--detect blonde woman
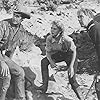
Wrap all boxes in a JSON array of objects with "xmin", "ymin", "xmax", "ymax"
[{"xmin": 36, "ymin": 20, "xmax": 81, "ymax": 99}]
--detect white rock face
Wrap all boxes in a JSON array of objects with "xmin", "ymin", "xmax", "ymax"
[
  {"xmin": 12, "ymin": 46, "xmax": 43, "ymax": 86},
  {"xmin": 21, "ymin": 9, "xmax": 81, "ymax": 38},
  {"xmin": 0, "ymin": 9, "xmax": 12, "ymax": 21}
]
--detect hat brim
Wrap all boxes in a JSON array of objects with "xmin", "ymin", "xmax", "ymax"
[{"xmin": 14, "ymin": 11, "xmax": 30, "ymax": 19}]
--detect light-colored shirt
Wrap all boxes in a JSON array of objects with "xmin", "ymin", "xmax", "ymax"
[{"xmin": 0, "ymin": 19, "xmax": 27, "ymax": 56}]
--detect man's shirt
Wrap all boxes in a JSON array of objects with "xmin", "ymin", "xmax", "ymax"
[{"xmin": 0, "ymin": 19, "xmax": 27, "ymax": 56}]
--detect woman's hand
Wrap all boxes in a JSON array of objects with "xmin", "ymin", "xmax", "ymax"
[
  {"xmin": 50, "ymin": 62, "xmax": 57, "ymax": 68},
  {"xmin": 1, "ymin": 61, "xmax": 10, "ymax": 76}
]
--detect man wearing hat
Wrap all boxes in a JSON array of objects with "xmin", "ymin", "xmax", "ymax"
[{"xmin": 0, "ymin": 11, "xmax": 30, "ymax": 100}]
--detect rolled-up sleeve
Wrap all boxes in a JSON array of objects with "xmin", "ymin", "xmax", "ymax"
[
  {"xmin": 45, "ymin": 36, "xmax": 52, "ymax": 52},
  {"xmin": 0, "ymin": 21, "xmax": 6, "ymax": 61},
  {"xmin": 0, "ymin": 21, "xmax": 4, "ymax": 41}
]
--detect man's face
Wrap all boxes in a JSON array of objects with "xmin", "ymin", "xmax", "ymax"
[
  {"xmin": 51, "ymin": 24, "xmax": 60, "ymax": 37},
  {"xmin": 78, "ymin": 12, "xmax": 90, "ymax": 28},
  {"xmin": 12, "ymin": 13, "xmax": 22, "ymax": 25}
]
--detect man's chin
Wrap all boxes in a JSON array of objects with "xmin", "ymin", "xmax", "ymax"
[
  {"xmin": 12, "ymin": 20, "xmax": 19, "ymax": 25},
  {"xmin": 52, "ymin": 34, "xmax": 56, "ymax": 38},
  {"xmin": 12, "ymin": 19, "xmax": 17, "ymax": 24}
]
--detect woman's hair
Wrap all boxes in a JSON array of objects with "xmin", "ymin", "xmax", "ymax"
[
  {"xmin": 77, "ymin": 8, "xmax": 94, "ymax": 19},
  {"xmin": 51, "ymin": 20, "xmax": 64, "ymax": 34}
]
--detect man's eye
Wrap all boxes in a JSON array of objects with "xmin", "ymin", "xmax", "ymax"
[
  {"xmin": 14, "ymin": 14, "xmax": 21, "ymax": 18},
  {"xmin": 78, "ymin": 16, "xmax": 80, "ymax": 18},
  {"xmin": 51, "ymin": 28, "xmax": 57, "ymax": 30},
  {"xmin": 78, "ymin": 15, "xmax": 83, "ymax": 18},
  {"xmin": 16, "ymin": 15, "xmax": 20, "ymax": 17}
]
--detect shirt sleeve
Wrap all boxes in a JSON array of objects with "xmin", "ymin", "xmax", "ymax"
[
  {"xmin": 63, "ymin": 35, "xmax": 71, "ymax": 48},
  {"xmin": 19, "ymin": 29, "xmax": 34, "ymax": 51},
  {"xmin": 0, "ymin": 21, "xmax": 5, "ymax": 42},
  {"xmin": 0, "ymin": 21, "xmax": 7, "ymax": 49},
  {"xmin": 45, "ymin": 35, "xmax": 52, "ymax": 52},
  {"xmin": 63, "ymin": 35, "xmax": 76, "ymax": 51},
  {"xmin": 63, "ymin": 34, "xmax": 73, "ymax": 41}
]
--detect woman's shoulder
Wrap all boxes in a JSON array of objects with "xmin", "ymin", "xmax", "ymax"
[
  {"xmin": 63, "ymin": 34, "xmax": 73, "ymax": 42},
  {"xmin": 46, "ymin": 34, "xmax": 52, "ymax": 40}
]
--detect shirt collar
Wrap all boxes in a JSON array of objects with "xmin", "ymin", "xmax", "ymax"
[
  {"xmin": 51, "ymin": 37, "xmax": 56, "ymax": 43},
  {"xmin": 8, "ymin": 18, "xmax": 20, "ymax": 27},
  {"xmin": 87, "ymin": 20, "xmax": 95, "ymax": 30}
]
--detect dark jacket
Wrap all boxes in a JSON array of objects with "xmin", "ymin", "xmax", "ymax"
[{"xmin": 87, "ymin": 20, "xmax": 100, "ymax": 65}]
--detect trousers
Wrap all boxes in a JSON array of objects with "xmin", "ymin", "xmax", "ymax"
[
  {"xmin": 0, "ymin": 54, "xmax": 26, "ymax": 100},
  {"xmin": 40, "ymin": 51, "xmax": 78, "ymax": 93}
]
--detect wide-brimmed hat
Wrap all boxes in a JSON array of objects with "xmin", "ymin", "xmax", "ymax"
[{"xmin": 13, "ymin": 11, "xmax": 30, "ymax": 19}]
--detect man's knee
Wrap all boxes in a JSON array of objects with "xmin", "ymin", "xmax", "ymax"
[
  {"xmin": 18, "ymin": 67, "xmax": 25, "ymax": 79},
  {"xmin": 95, "ymin": 80, "xmax": 100, "ymax": 99},
  {"xmin": 41, "ymin": 58, "xmax": 49, "ymax": 66},
  {"xmin": 41, "ymin": 58, "xmax": 49, "ymax": 72},
  {"xmin": 0, "ymin": 75, "xmax": 11, "ymax": 100},
  {"xmin": 1, "ymin": 74, "xmax": 11, "ymax": 92},
  {"xmin": 0, "ymin": 70, "xmax": 11, "ymax": 82},
  {"xmin": 95, "ymin": 79, "xmax": 100, "ymax": 91}
]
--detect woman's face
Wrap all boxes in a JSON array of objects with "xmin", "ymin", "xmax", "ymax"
[{"xmin": 51, "ymin": 24, "xmax": 60, "ymax": 37}]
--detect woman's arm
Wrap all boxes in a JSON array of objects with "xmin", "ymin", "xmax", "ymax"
[
  {"xmin": 45, "ymin": 36, "xmax": 57, "ymax": 68},
  {"xmin": 70, "ymin": 40, "xmax": 77, "ymax": 67},
  {"xmin": 46, "ymin": 51, "xmax": 57, "ymax": 68}
]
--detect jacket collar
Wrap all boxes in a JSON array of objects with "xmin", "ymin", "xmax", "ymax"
[{"xmin": 87, "ymin": 20, "xmax": 95, "ymax": 30}]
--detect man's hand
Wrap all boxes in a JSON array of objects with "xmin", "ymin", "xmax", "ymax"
[
  {"xmin": 68, "ymin": 65, "xmax": 74, "ymax": 78},
  {"xmin": 1, "ymin": 61, "xmax": 10, "ymax": 76}
]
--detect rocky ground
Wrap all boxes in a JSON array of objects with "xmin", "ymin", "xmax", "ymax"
[{"xmin": 10, "ymin": 46, "xmax": 97, "ymax": 100}]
